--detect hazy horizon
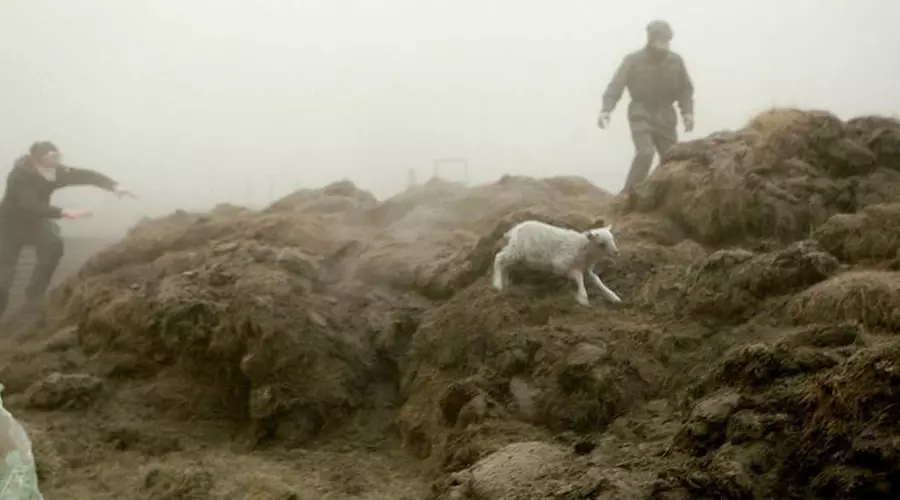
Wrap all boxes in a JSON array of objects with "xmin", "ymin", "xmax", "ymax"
[{"xmin": 1, "ymin": 0, "xmax": 897, "ymax": 237}]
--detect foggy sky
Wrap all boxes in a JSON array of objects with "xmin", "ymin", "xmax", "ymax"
[{"xmin": 1, "ymin": 0, "xmax": 898, "ymax": 237}]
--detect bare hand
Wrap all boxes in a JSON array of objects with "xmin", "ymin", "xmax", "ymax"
[
  {"xmin": 61, "ymin": 209, "xmax": 93, "ymax": 220},
  {"xmin": 113, "ymin": 184, "xmax": 135, "ymax": 198},
  {"xmin": 683, "ymin": 114, "xmax": 695, "ymax": 133},
  {"xmin": 597, "ymin": 112, "xmax": 610, "ymax": 129}
]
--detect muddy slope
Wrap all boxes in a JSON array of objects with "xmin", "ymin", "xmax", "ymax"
[{"xmin": 1, "ymin": 109, "xmax": 899, "ymax": 499}]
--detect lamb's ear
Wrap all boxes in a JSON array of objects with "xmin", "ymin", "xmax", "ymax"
[{"xmin": 605, "ymin": 224, "xmax": 613, "ymax": 232}]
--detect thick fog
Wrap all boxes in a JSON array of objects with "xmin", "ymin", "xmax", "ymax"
[{"xmin": 1, "ymin": 0, "xmax": 898, "ymax": 237}]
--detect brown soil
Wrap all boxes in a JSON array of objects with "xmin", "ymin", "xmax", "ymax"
[{"xmin": 2, "ymin": 109, "xmax": 900, "ymax": 499}]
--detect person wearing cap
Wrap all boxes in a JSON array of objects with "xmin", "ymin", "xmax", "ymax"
[
  {"xmin": 0, "ymin": 141, "xmax": 134, "ymax": 322},
  {"xmin": 598, "ymin": 20, "xmax": 695, "ymax": 193}
]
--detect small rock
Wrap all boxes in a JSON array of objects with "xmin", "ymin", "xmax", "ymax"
[
  {"xmin": 42, "ymin": 326, "xmax": 79, "ymax": 352},
  {"xmin": 212, "ymin": 241, "xmax": 240, "ymax": 255},
  {"xmin": 469, "ymin": 442, "xmax": 568, "ymax": 499},
  {"xmin": 25, "ymin": 372, "xmax": 103, "ymax": 410},
  {"xmin": 643, "ymin": 399, "xmax": 671, "ymax": 415},
  {"xmin": 248, "ymin": 385, "xmax": 278, "ymax": 420},
  {"xmin": 567, "ymin": 342, "xmax": 609, "ymax": 368},
  {"xmin": 307, "ymin": 311, "xmax": 328, "ymax": 328},
  {"xmin": 277, "ymin": 248, "xmax": 317, "ymax": 276},
  {"xmin": 691, "ymin": 392, "xmax": 741, "ymax": 423},
  {"xmin": 675, "ymin": 392, "xmax": 742, "ymax": 454},
  {"xmin": 558, "ymin": 343, "xmax": 612, "ymax": 393}
]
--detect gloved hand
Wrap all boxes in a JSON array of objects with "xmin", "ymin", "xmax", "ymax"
[
  {"xmin": 683, "ymin": 113, "xmax": 694, "ymax": 132},
  {"xmin": 597, "ymin": 112, "xmax": 610, "ymax": 129}
]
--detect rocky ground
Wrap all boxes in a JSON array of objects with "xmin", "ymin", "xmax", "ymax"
[{"xmin": 2, "ymin": 108, "xmax": 900, "ymax": 499}]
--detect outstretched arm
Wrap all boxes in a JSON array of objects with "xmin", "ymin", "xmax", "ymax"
[
  {"xmin": 56, "ymin": 165, "xmax": 118, "ymax": 191},
  {"xmin": 601, "ymin": 54, "xmax": 633, "ymax": 114},
  {"xmin": 676, "ymin": 56, "xmax": 694, "ymax": 117}
]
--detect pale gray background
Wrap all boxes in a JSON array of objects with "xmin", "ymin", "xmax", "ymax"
[{"xmin": 1, "ymin": 0, "xmax": 896, "ymax": 237}]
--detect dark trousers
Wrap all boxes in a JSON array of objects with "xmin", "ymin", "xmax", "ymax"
[
  {"xmin": 0, "ymin": 220, "xmax": 64, "ymax": 320},
  {"xmin": 622, "ymin": 125, "xmax": 678, "ymax": 193}
]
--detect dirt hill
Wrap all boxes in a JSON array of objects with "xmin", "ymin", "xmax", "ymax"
[{"xmin": 2, "ymin": 108, "xmax": 900, "ymax": 499}]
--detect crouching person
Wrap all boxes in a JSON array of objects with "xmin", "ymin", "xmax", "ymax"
[{"xmin": 0, "ymin": 141, "xmax": 134, "ymax": 323}]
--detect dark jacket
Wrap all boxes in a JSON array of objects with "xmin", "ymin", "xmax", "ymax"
[
  {"xmin": 601, "ymin": 47, "xmax": 694, "ymax": 131},
  {"xmin": 0, "ymin": 155, "xmax": 116, "ymax": 230}
]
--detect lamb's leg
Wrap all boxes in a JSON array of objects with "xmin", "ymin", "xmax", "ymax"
[
  {"xmin": 587, "ymin": 264, "xmax": 622, "ymax": 303},
  {"xmin": 493, "ymin": 249, "xmax": 510, "ymax": 291},
  {"xmin": 568, "ymin": 269, "xmax": 590, "ymax": 306}
]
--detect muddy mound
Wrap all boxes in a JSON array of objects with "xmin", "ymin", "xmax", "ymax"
[
  {"xmin": 335, "ymin": 175, "xmax": 616, "ymax": 300},
  {"xmin": 795, "ymin": 342, "xmax": 900, "ymax": 496},
  {"xmin": 264, "ymin": 179, "xmax": 379, "ymax": 217},
  {"xmin": 74, "ymin": 209, "xmax": 339, "ymax": 279},
  {"xmin": 625, "ymin": 110, "xmax": 900, "ymax": 246},
  {"xmin": 440, "ymin": 325, "xmax": 894, "ymax": 500},
  {"xmin": 813, "ymin": 203, "xmax": 900, "ymax": 265},
  {"xmin": 642, "ymin": 239, "xmax": 839, "ymax": 321},
  {"xmin": 42, "ymin": 174, "xmax": 619, "ymax": 450},
  {"xmin": 48, "ymin": 187, "xmax": 427, "ymax": 445},
  {"xmin": 788, "ymin": 271, "xmax": 900, "ymax": 331},
  {"xmin": 437, "ymin": 402, "xmax": 687, "ymax": 500},
  {"xmin": 401, "ymin": 110, "xmax": 900, "ymax": 500},
  {"xmin": 396, "ymin": 279, "xmax": 712, "ymax": 473},
  {"xmin": 54, "ymin": 236, "xmax": 428, "ymax": 445},
  {"xmin": 368, "ymin": 174, "xmax": 612, "ymax": 235},
  {"xmin": 438, "ymin": 441, "xmax": 571, "ymax": 499},
  {"xmin": 652, "ymin": 324, "xmax": 900, "ymax": 500},
  {"xmin": 17, "ymin": 108, "xmax": 900, "ymax": 499}
]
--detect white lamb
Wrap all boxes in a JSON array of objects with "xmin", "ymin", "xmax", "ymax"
[{"xmin": 492, "ymin": 220, "xmax": 622, "ymax": 306}]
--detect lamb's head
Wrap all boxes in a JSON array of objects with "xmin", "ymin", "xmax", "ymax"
[{"xmin": 583, "ymin": 224, "xmax": 619, "ymax": 255}]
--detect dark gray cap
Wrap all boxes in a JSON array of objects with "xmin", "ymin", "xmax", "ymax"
[{"xmin": 646, "ymin": 20, "xmax": 673, "ymax": 41}]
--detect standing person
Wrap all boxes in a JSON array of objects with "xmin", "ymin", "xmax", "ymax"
[
  {"xmin": 0, "ymin": 141, "xmax": 133, "ymax": 322},
  {"xmin": 597, "ymin": 20, "xmax": 695, "ymax": 193}
]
